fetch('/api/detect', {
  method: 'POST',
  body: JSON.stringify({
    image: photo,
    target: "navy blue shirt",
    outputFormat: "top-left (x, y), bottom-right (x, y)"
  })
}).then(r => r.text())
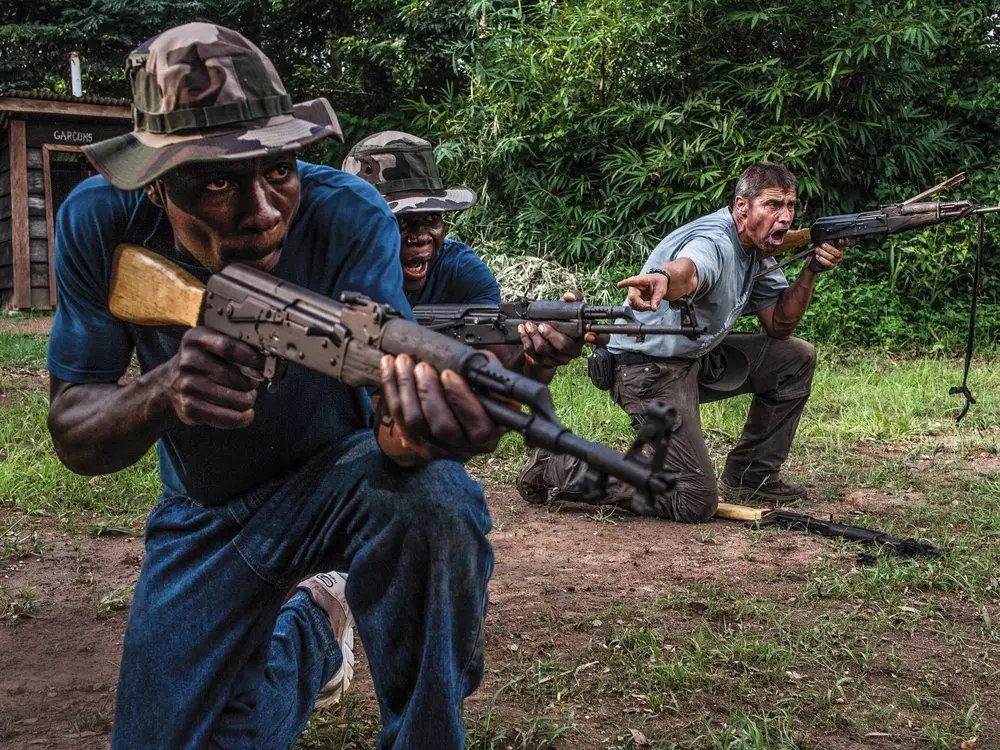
top-left (48, 162), bottom-right (409, 504)
top-left (405, 238), bottom-right (500, 307)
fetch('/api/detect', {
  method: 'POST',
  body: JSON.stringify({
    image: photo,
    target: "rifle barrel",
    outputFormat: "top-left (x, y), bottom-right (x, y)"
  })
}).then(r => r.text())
top-left (587, 323), bottom-right (706, 335)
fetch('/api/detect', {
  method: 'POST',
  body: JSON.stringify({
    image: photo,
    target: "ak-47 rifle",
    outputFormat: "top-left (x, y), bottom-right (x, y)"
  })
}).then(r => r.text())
top-left (715, 502), bottom-right (942, 559)
top-left (413, 297), bottom-right (707, 345)
top-left (755, 172), bottom-right (1000, 280)
top-left (108, 243), bottom-right (680, 499)
top-left (756, 172), bottom-right (999, 422)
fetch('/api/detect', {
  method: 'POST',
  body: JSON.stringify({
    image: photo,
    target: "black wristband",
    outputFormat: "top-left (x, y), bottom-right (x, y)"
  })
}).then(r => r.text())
top-left (645, 268), bottom-right (671, 289)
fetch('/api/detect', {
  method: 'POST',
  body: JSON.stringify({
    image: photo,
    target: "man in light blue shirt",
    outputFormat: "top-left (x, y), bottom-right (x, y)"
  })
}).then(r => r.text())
top-left (519, 163), bottom-right (843, 520)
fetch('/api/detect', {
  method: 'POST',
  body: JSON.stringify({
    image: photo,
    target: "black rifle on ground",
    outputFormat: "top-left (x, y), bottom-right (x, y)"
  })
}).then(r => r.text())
top-left (108, 243), bottom-right (679, 499)
top-left (715, 503), bottom-right (942, 559)
top-left (413, 296), bottom-right (707, 345)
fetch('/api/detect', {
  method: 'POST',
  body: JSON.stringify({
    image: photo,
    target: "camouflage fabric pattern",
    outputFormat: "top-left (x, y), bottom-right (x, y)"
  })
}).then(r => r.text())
top-left (83, 22), bottom-right (342, 191)
top-left (342, 131), bottom-right (476, 215)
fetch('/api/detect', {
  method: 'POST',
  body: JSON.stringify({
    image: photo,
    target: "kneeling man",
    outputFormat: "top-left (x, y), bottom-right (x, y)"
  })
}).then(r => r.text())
top-left (520, 163), bottom-right (843, 522)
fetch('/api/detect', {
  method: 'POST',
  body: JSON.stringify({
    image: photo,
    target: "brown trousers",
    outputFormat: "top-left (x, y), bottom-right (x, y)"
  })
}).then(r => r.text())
top-left (529, 334), bottom-right (816, 523)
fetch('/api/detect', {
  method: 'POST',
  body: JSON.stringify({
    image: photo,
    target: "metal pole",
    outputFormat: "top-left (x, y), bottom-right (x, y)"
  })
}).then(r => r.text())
top-left (69, 51), bottom-right (82, 97)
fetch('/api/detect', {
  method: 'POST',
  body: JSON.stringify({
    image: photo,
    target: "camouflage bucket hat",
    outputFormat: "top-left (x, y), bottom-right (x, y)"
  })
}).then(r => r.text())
top-left (83, 22), bottom-right (343, 191)
top-left (341, 131), bottom-right (476, 214)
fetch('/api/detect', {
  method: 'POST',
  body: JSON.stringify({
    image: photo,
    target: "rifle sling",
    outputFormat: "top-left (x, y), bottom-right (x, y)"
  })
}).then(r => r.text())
top-left (949, 214), bottom-right (985, 423)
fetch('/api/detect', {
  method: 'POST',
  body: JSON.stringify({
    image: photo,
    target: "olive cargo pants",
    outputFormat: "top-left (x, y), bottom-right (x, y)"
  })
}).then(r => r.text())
top-left (522, 334), bottom-right (816, 522)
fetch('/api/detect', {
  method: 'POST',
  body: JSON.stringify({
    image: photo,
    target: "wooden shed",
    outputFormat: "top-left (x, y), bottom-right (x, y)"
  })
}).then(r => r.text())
top-left (1, 91), bottom-right (131, 309)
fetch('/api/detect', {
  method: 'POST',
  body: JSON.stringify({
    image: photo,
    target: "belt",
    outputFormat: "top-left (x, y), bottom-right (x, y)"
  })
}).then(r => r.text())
top-left (612, 351), bottom-right (670, 366)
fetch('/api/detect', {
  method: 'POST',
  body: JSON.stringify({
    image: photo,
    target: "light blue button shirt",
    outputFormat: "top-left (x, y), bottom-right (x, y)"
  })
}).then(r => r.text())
top-left (607, 207), bottom-right (789, 359)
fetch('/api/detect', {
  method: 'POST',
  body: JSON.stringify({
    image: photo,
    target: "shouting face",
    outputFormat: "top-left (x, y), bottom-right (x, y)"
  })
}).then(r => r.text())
top-left (732, 187), bottom-right (797, 259)
top-left (151, 155), bottom-right (302, 273)
top-left (397, 212), bottom-right (444, 292)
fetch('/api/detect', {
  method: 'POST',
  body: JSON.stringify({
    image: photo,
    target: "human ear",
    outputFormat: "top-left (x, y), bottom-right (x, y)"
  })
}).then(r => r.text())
top-left (145, 181), bottom-right (166, 208)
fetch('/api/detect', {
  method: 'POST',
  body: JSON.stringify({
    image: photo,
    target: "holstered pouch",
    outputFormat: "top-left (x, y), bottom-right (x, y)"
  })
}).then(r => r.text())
top-left (587, 346), bottom-right (614, 391)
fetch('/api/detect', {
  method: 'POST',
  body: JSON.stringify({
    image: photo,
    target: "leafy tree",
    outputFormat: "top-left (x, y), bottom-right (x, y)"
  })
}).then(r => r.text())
top-left (416, 0), bottom-right (1000, 268)
top-left (0, 0), bottom-right (208, 95)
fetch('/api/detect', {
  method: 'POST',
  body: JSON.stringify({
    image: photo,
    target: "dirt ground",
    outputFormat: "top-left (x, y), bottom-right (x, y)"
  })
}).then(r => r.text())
top-left (1, 315), bottom-right (994, 747)
top-left (0, 485), bottom-right (833, 750)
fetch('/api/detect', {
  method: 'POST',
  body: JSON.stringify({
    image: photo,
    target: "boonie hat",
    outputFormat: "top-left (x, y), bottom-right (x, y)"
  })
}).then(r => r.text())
top-left (341, 131), bottom-right (476, 214)
top-left (83, 22), bottom-right (343, 190)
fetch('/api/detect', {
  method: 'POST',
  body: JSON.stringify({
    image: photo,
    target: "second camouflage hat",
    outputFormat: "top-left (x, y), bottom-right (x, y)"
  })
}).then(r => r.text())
top-left (83, 22), bottom-right (343, 190)
top-left (341, 131), bottom-right (476, 214)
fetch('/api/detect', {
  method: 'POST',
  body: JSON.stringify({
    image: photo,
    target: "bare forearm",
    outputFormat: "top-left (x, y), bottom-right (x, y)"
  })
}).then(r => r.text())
top-left (658, 259), bottom-right (699, 301)
top-left (770, 269), bottom-right (818, 338)
top-left (48, 369), bottom-right (177, 475)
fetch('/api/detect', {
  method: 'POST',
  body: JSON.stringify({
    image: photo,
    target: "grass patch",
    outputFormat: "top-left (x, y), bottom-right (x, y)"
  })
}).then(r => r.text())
top-left (0, 584), bottom-right (43, 621)
top-left (0, 332), bottom-right (48, 369)
top-left (0, 391), bottom-right (159, 525)
top-left (2, 337), bottom-right (999, 746)
top-left (469, 349), bottom-right (1000, 484)
top-left (98, 585), bottom-right (133, 614)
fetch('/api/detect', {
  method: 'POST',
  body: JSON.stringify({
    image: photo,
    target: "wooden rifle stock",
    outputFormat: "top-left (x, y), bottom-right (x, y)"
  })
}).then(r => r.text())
top-left (777, 228), bottom-right (812, 252)
top-left (714, 501), bottom-right (767, 522)
top-left (109, 244), bottom-right (206, 328)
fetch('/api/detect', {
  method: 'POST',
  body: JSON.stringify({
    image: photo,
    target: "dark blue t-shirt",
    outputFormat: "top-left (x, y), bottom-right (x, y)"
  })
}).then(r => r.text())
top-left (405, 238), bottom-right (500, 307)
top-left (47, 161), bottom-right (409, 504)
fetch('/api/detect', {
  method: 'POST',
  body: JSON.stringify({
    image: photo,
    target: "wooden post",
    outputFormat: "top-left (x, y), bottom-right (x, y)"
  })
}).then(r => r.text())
top-left (41, 144), bottom-right (82, 308)
top-left (42, 145), bottom-right (56, 307)
top-left (9, 119), bottom-right (31, 309)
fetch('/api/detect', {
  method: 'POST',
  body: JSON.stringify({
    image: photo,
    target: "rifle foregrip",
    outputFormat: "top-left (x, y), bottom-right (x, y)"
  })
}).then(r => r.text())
top-left (379, 318), bottom-right (491, 374)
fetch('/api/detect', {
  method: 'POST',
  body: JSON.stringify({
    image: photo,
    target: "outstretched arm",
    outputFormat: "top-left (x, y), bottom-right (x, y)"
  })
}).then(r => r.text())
top-left (617, 258), bottom-right (699, 311)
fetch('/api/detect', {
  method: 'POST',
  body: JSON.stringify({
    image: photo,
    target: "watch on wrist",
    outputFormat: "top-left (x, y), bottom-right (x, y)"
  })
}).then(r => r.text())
top-left (646, 268), bottom-right (671, 290)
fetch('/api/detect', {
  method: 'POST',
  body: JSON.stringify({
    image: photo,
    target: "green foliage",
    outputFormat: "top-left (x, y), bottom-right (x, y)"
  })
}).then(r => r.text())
top-left (419, 1), bottom-right (999, 264)
top-left (4, 1), bottom-right (999, 349)
top-left (0, 0), bottom-right (207, 95)
top-left (411, 0), bottom-right (1000, 347)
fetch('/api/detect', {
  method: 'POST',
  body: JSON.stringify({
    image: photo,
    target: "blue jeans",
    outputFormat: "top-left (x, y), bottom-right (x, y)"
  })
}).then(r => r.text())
top-left (111, 430), bottom-right (493, 749)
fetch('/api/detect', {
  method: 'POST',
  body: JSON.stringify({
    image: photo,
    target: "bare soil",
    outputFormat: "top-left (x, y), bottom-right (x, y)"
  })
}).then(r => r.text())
top-left (0, 486), bottom-right (830, 750)
top-left (10, 466), bottom-right (971, 750)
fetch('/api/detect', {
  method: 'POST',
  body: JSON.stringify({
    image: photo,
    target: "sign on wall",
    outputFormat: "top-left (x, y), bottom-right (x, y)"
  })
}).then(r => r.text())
top-left (26, 121), bottom-right (131, 148)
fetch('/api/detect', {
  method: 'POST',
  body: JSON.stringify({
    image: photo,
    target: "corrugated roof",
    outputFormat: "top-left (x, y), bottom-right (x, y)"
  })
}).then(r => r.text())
top-left (0, 89), bottom-right (131, 107)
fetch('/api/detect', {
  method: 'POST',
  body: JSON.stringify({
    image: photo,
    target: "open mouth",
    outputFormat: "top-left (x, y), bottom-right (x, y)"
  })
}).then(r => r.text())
top-left (768, 230), bottom-right (786, 246)
top-left (401, 252), bottom-right (432, 282)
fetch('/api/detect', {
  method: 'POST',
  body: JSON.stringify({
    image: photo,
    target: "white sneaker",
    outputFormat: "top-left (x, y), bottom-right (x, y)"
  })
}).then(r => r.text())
top-left (298, 571), bottom-right (355, 709)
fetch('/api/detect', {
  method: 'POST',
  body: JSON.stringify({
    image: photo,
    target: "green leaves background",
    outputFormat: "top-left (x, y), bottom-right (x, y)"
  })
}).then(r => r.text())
top-left (4, 0), bottom-right (999, 348)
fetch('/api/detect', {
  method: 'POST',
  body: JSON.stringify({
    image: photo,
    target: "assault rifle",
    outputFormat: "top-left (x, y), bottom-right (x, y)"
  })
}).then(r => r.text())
top-left (107, 244), bottom-right (679, 498)
top-left (715, 502), bottom-right (942, 559)
top-left (755, 172), bottom-right (1000, 280)
top-left (755, 172), bottom-right (999, 421)
top-left (413, 297), bottom-right (707, 345)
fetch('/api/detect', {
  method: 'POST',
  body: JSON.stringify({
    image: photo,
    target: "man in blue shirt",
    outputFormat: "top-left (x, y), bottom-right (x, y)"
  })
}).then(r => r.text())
top-left (47, 23), bottom-right (503, 749)
top-left (342, 131), bottom-right (499, 308)
top-left (523, 164), bottom-right (844, 520)
top-left (342, 131), bottom-right (591, 380)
